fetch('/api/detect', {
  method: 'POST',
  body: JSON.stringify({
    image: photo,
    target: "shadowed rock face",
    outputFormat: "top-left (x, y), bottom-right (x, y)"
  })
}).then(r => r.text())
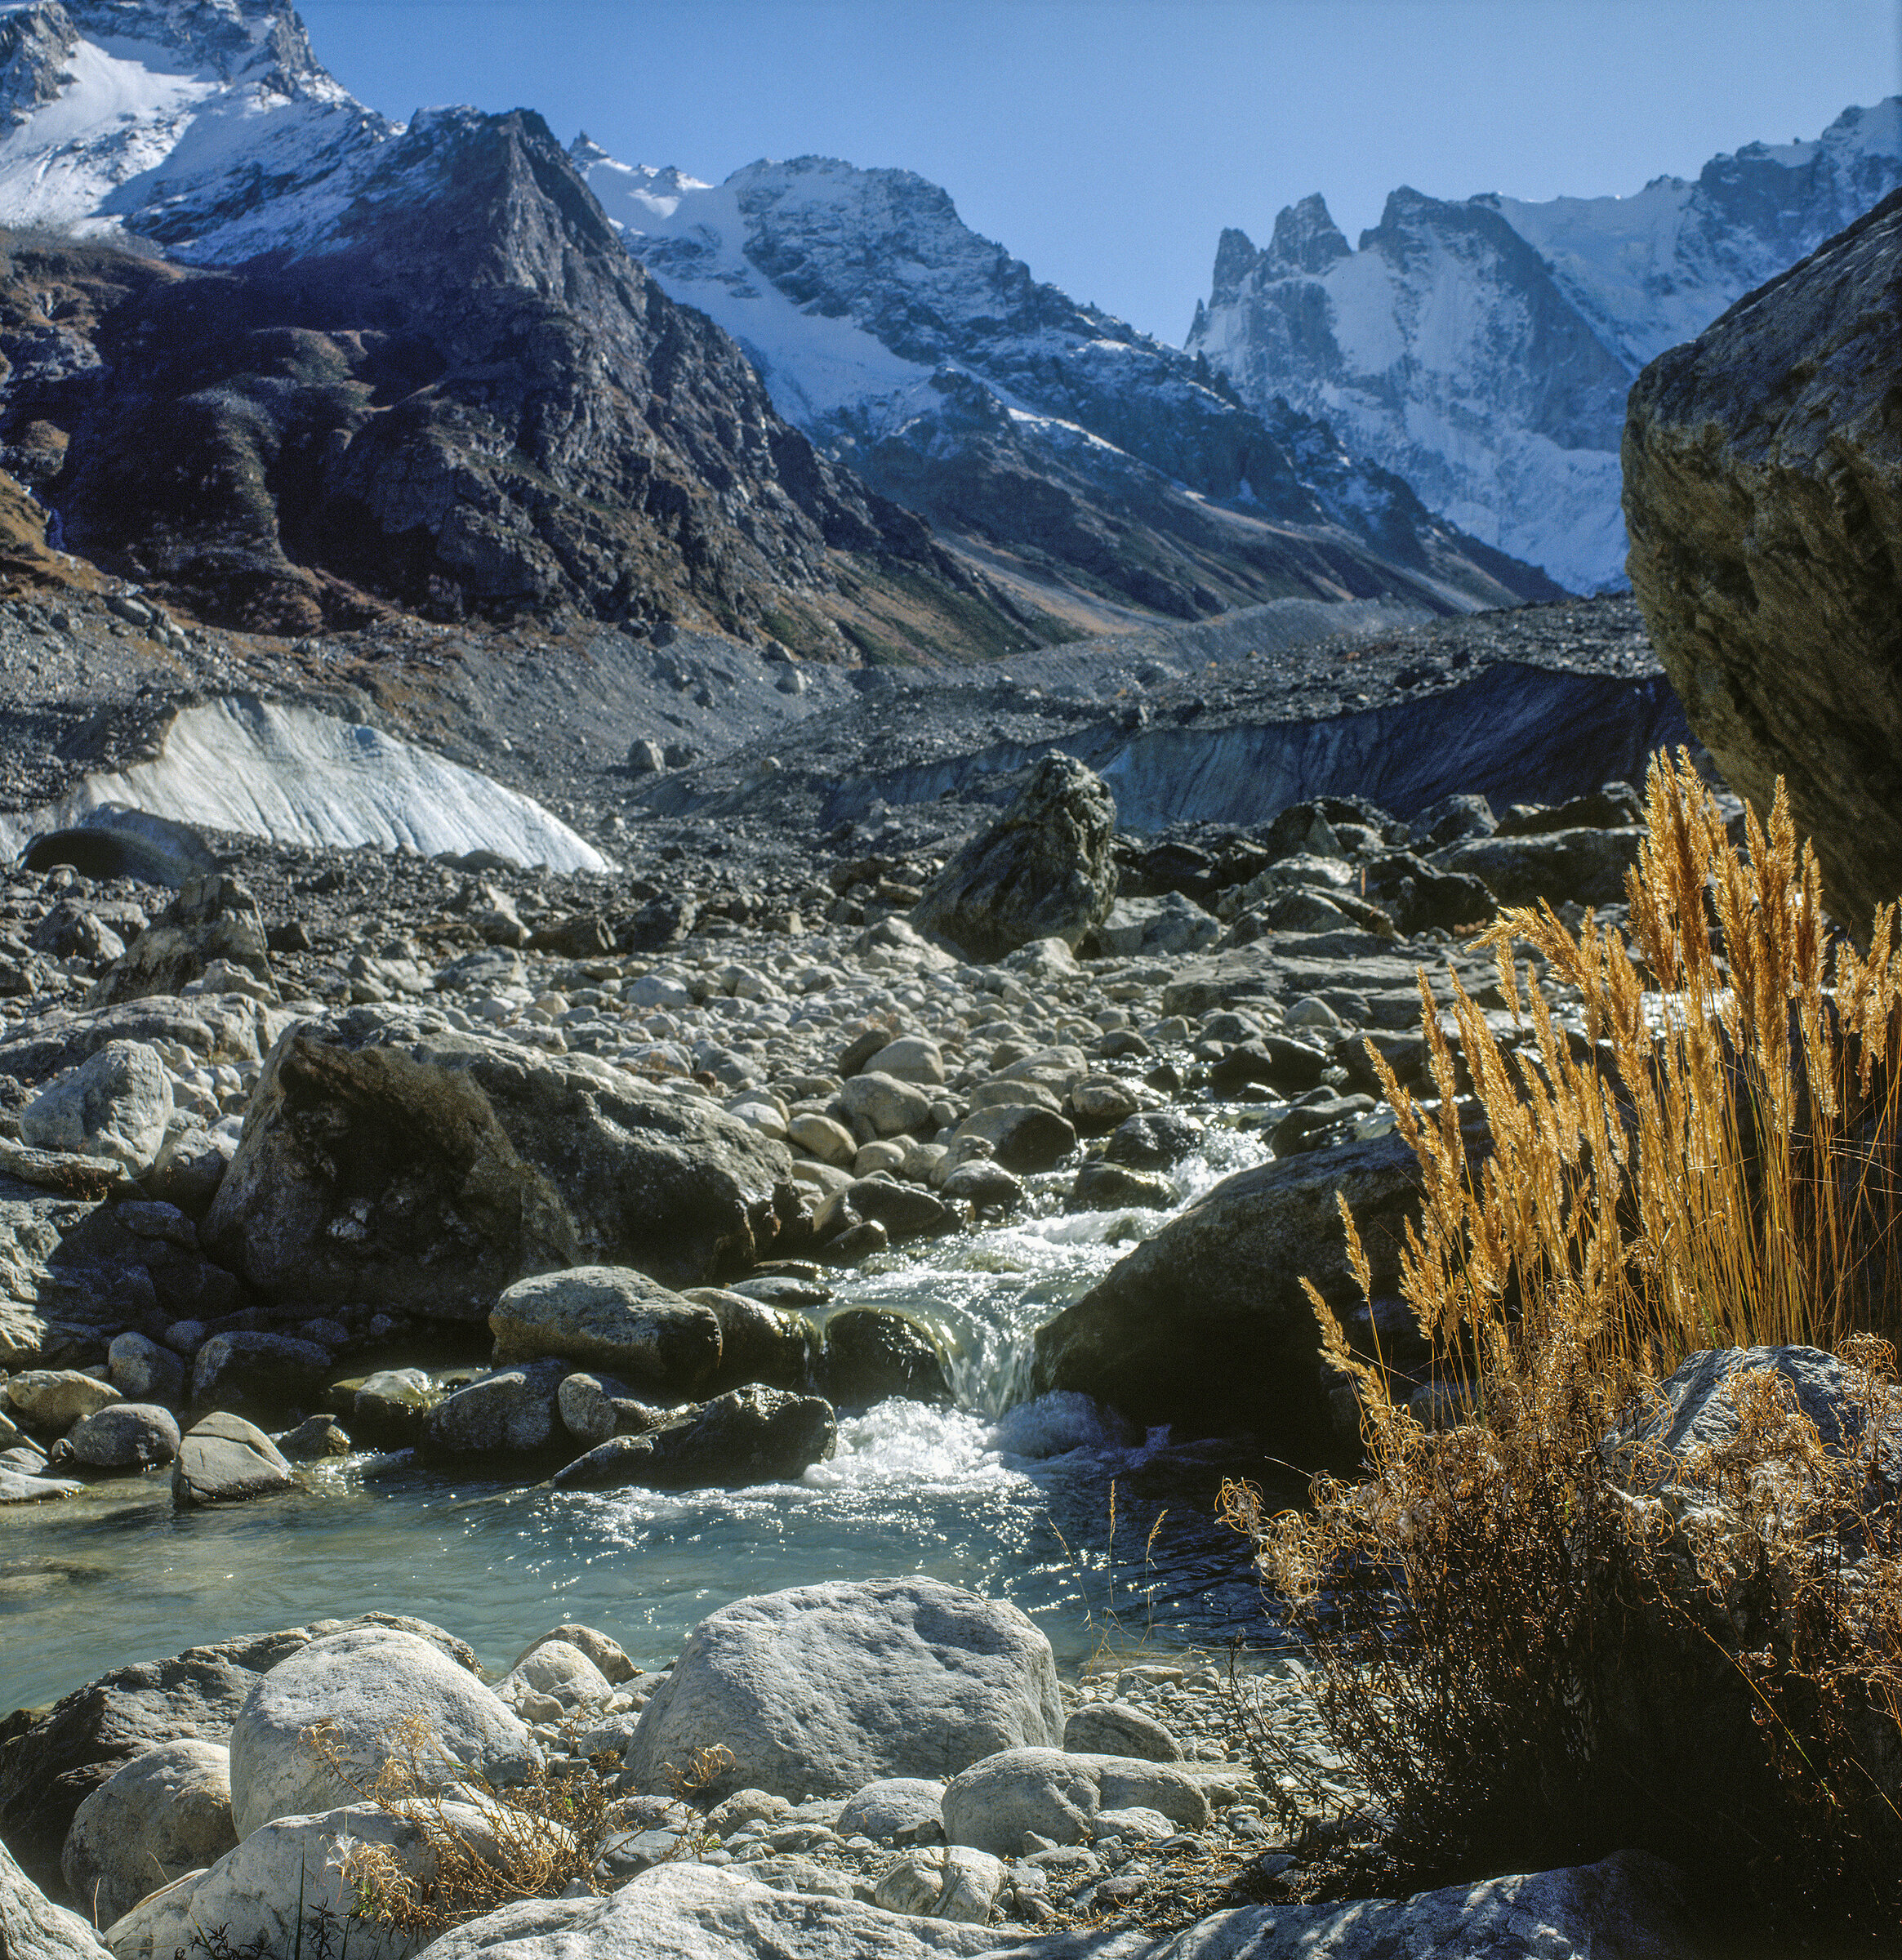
top-left (0, 112), bottom-right (1025, 653)
top-left (1624, 187), bottom-right (1902, 935)
top-left (910, 754), bottom-right (1117, 961)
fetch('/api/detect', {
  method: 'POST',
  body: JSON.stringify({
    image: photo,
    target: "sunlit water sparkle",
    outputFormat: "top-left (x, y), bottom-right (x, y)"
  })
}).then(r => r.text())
top-left (2, 1116), bottom-right (1303, 1710)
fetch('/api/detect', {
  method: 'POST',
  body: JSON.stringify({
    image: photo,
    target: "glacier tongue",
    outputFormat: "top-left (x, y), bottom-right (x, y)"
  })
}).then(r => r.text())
top-left (1190, 99), bottom-right (1902, 595)
top-left (0, 697), bottom-right (607, 872)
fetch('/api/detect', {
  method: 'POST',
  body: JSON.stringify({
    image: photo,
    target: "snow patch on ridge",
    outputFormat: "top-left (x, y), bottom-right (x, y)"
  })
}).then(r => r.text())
top-left (0, 697), bottom-right (607, 871)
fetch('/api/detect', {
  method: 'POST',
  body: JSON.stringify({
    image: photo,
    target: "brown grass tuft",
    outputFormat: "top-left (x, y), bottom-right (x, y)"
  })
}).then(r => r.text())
top-left (1221, 753), bottom-right (1902, 1944)
top-left (307, 1713), bottom-right (612, 1939)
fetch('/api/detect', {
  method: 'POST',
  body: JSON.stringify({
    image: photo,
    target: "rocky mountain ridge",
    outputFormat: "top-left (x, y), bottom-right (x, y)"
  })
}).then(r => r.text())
top-left (0, 0), bottom-right (1557, 654)
top-left (589, 149), bottom-right (1561, 629)
top-left (0, 3), bottom-right (1045, 653)
top-left (1188, 99), bottom-right (1902, 592)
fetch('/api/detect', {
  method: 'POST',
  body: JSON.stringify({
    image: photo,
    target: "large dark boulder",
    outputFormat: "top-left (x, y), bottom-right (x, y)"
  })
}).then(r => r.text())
top-left (1624, 188), bottom-right (1902, 934)
top-left (910, 755), bottom-right (1118, 961)
top-left (201, 1006), bottom-right (800, 1316)
top-left (1033, 1130), bottom-right (1447, 1452)
top-left (551, 1386), bottom-right (837, 1491)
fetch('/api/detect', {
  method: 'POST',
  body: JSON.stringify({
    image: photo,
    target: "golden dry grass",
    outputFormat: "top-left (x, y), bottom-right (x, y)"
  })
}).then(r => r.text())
top-left (1221, 753), bottom-right (1902, 1944)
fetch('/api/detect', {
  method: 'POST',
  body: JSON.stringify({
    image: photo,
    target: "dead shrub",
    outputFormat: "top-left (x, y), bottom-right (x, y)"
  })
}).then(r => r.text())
top-left (306, 1713), bottom-right (613, 1940)
top-left (1221, 754), bottom-right (1902, 1944)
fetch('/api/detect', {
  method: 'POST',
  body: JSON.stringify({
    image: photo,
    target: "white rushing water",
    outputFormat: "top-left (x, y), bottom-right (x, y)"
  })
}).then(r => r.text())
top-left (0, 1120), bottom-right (1298, 1711)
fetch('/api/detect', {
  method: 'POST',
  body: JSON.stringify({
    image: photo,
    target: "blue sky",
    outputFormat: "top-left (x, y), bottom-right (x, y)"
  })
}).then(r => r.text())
top-left (296, 0), bottom-right (1900, 344)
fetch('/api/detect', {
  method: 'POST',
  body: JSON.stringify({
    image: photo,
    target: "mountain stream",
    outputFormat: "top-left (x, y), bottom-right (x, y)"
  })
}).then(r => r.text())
top-left (1, 1116), bottom-right (1305, 1711)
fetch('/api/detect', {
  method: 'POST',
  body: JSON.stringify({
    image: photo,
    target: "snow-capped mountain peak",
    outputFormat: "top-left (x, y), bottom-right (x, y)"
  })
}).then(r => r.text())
top-left (1189, 98), bottom-right (1902, 592)
top-left (583, 140), bottom-right (1561, 623)
top-left (0, 0), bottom-right (390, 256)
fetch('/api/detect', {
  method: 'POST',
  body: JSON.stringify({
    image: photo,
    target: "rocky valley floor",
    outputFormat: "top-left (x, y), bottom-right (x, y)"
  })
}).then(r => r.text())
top-left (0, 587), bottom-right (1732, 1958)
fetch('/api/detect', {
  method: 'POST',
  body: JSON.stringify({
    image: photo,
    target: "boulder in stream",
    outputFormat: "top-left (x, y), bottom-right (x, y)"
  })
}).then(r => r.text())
top-left (1034, 1129), bottom-right (1459, 1452)
top-left (171, 1413), bottom-right (296, 1507)
top-left (201, 1005), bottom-right (799, 1316)
top-left (550, 1386), bottom-right (836, 1490)
top-left (490, 1265), bottom-right (722, 1392)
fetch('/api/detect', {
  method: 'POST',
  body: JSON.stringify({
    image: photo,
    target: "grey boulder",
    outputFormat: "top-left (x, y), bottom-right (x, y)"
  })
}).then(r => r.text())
top-left (1034, 1128), bottom-right (1445, 1447)
top-left (425, 1360), bottom-right (571, 1458)
top-left (1062, 1701), bottom-right (1183, 1762)
top-left (836, 1776), bottom-right (946, 1843)
top-left (551, 1386), bottom-right (835, 1491)
top-left (948, 1102), bottom-right (1076, 1174)
top-left (61, 1738), bottom-right (236, 1927)
top-left (0, 1616), bottom-right (477, 1881)
top-left (105, 1803), bottom-right (512, 1960)
top-left (189, 1331), bottom-right (332, 1422)
top-left (89, 875), bottom-right (274, 1008)
top-left (228, 1626), bottom-right (535, 1838)
top-left (942, 1747), bottom-right (1209, 1856)
top-left (105, 1332), bottom-right (186, 1407)
top-left (60, 1403), bottom-right (180, 1471)
top-left (19, 1042), bottom-right (174, 1174)
top-left (490, 1266), bottom-right (721, 1393)
top-left (171, 1413), bottom-right (296, 1508)
top-left (911, 754), bottom-right (1119, 962)
top-left (7, 1371), bottom-right (121, 1428)
top-left (0, 1834), bottom-right (110, 1960)
top-left (1441, 827), bottom-right (1645, 909)
top-left (201, 1005), bottom-right (797, 1316)
top-left (626, 1579), bottom-right (1063, 1801)
top-left (383, 1851), bottom-right (1704, 1960)
top-left (1090, 893), bottom-right (1221, 958)
top-left (1624, 183), bottom-right (1902, 937)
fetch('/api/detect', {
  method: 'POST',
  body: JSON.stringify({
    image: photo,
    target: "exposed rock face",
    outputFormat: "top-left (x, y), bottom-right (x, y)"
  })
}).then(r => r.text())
top-left (1624, 187), bottom-right (1902, 934)
top-left (1034, 1130), bottom-right (1448, 1451)
top-left (910, 755), bottom-right (1117, 962)
top-left (0, 111), bottom-right (1023, 653)
top-left (201, 1006), bottom-right (799, 1314)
